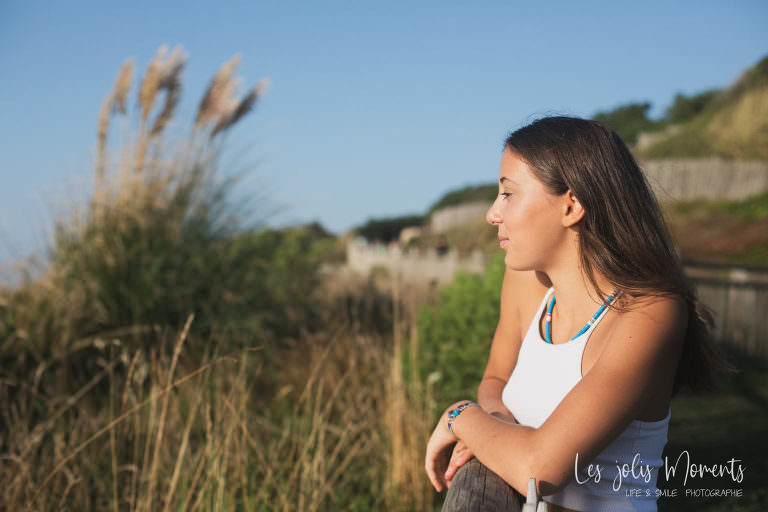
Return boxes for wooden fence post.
[441,457,525,511]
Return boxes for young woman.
[424,116,729,512]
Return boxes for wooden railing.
[441,458,548,511]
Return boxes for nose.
[486,198,501,226]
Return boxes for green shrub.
[353,214,427,243]
[592,102,666,146]
[665,89,720,124]
[415,251,506,409]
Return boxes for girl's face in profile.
[486,148,566,271]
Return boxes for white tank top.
[502,286,671,512]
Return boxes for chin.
[504,252,538,272]
[503,252,524,270]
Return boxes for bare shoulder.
[616,293,688,332]
[602,293,688,368]
[483,268,550,384]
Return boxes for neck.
[541,248,616,340]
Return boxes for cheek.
[501,202,528,234]
[503,201,556,251]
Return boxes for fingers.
[444,455,471,486]
[425,458,445,492]
[424,417,461,493]
[425,440,450,492]
[444,455,469,482]
[444,442,474,488]
[444,463,457,487]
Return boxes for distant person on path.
[424,116,730,512]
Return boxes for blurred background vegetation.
[0,47,766,511]
[594,55,768,159]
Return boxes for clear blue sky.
[1,0,767,267]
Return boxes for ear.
[561,189,585,227]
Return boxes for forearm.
[477,376,517,423]
[448,405,557,497]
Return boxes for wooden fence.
[684,260,768,358]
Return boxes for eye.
[500,192,512,199]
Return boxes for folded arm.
[428,296,686,497]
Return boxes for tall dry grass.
[1,44,283,398]
[1,284,437,511]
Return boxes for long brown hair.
[504,115,733,395]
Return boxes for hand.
[429,407,514,491]
[444,439,474,488]
[424,403,462,492]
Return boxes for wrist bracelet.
[447,401,479,437]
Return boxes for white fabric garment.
[502,286,671,511]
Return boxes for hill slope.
[639,55,768,160]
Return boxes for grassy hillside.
[662,191,768,266]
[427,184,498,213]
[639,55,768,160]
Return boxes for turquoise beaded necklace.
[544,288,623,344]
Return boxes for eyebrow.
[500,177,518,185]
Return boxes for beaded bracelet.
[447,401,479,436]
